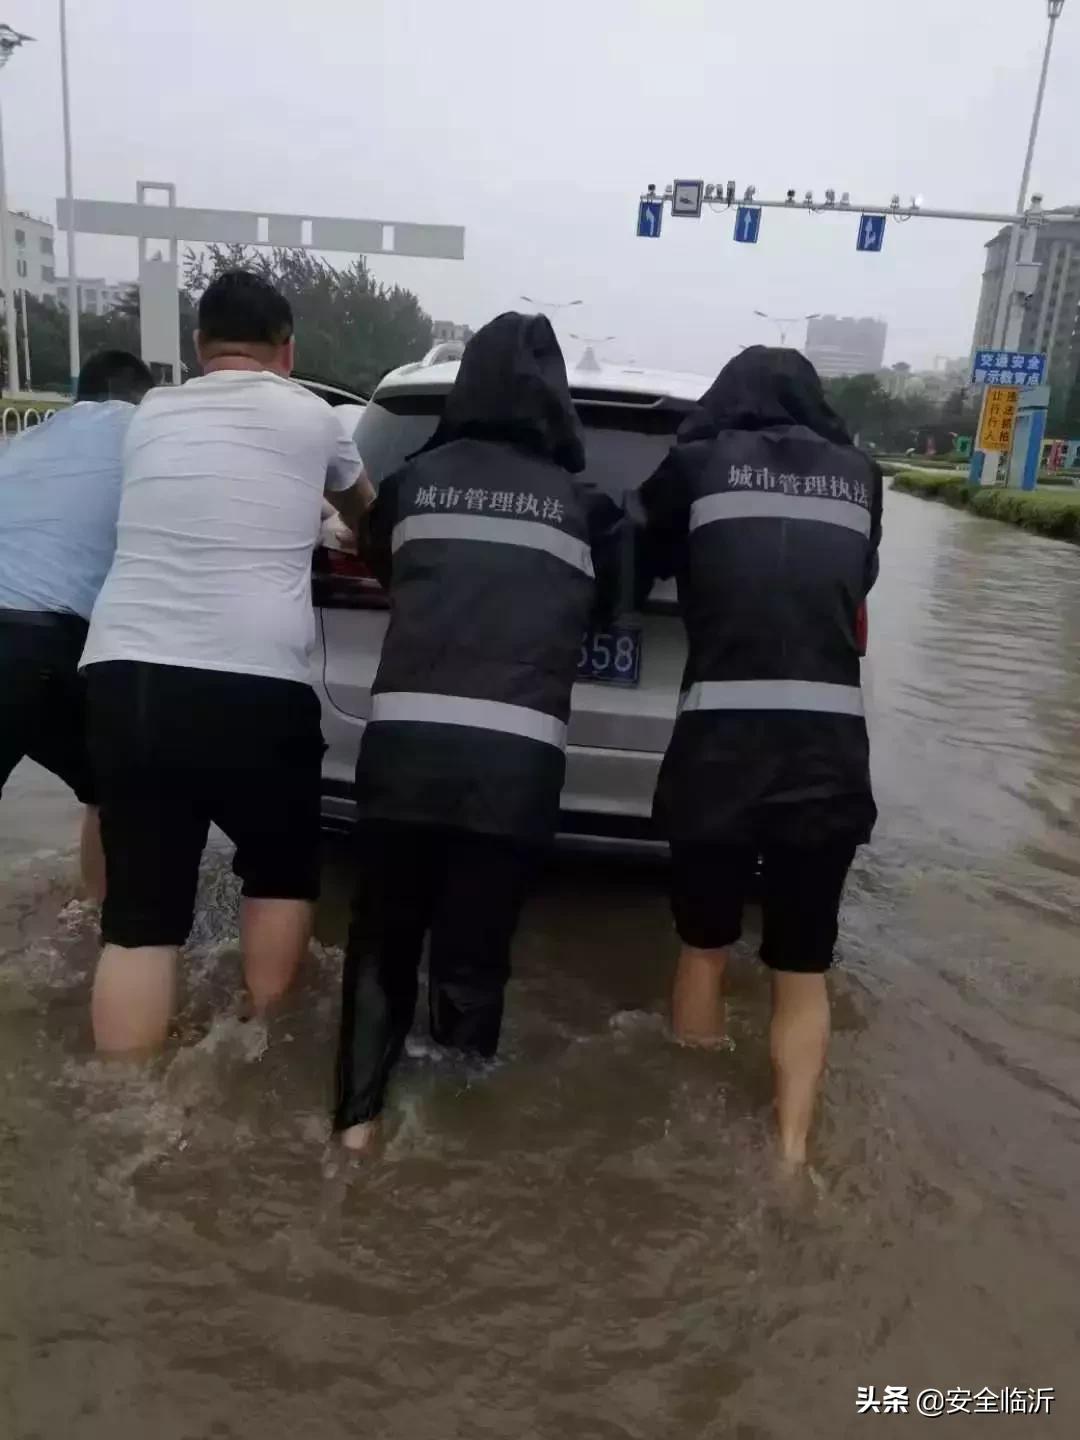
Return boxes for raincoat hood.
[421,311,586,473]
[678,346,852,447]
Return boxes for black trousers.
[87,662,325,948]
[0,612,95,804]
[334,822,539,1129]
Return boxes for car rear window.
[355,392,692,498]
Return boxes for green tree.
[823,374,891,442]
[1047,362,1080,439]
[14,289,146,392]
[19,247,432,394]
[823,373,980,454]
[184,244,432,392]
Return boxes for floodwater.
[2,489,1079,1439]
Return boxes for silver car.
[313,349,710,838]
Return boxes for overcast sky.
[7,0,1079,376]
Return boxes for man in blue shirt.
[0,350,153,897]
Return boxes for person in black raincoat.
[636,346,882,1166]
[335,311,622,1151]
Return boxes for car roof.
[373,355,710,406]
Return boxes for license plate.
[577,625,642,687]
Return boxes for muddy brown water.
[1,489,1079,1439]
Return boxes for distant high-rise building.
[2,206,128,317]
[805,315,888,378]
[970,209,1080,393]
[4,210,56,302]
[53,277,131,317]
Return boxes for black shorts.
[0,612,95,805]
[670,839,857,973]
[86,661,325,949]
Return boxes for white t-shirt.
[82,369,361,684]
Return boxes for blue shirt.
[0,401,134,621]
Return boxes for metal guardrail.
[1,404,58,437]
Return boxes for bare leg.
[239,897,313,1016]
[339,1117,383,1154]
[770,971,830,1167]
[671,944,728,1046]
[80,806,106,904]
[92,944,177,1053]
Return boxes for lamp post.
[0,23,32,396]
[1018,1,1066,216]
[753,310,820,347]
[19,280,29,388]
[59,0,79,389]
[991,0,1067,348]
[520,295,584,315]
[973,0,1068,487]
[570,333,615,372]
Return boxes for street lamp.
[520,295,584,314]
[1017,0,1066,216]
[60,0,80,390]
[0,23,33,396]
[753,310,820,347]
[991,0,1067,346]
[570,333,615,371]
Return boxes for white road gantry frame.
[57,183,466,383]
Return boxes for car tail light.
[312,547,389,610]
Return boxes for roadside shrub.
[891,470,1080,543]
[890,472,970,507]
[969,487,1080,542]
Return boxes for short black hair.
[197,270,293,348]
[75,349,154,403]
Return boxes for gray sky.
[8,0,1079,376]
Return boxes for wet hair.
[75,349,154,404]
[680,346,852,447]
[196,270,293,350]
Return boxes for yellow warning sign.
[978,386,1020,452]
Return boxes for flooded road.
[2,489,1079,1439]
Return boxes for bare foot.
[776,1137,808,1176]
[339,1118,383,1156]
[672,1029,735,1052]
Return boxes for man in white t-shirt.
[82,270,372,1054]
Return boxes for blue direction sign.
[734,206,762,244]
[971,349,1047,389]
[857,214,886,252]
[637,198,663,239]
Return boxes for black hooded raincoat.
[637,347,882,848]
[355,312,621,842]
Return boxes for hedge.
[890,470,1080,543]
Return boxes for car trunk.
[315,389,690,753]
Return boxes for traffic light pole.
[641,186,1073,488]
[640,189,1055,228]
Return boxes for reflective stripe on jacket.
[638,421,881,846]
[355,436,619,840]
